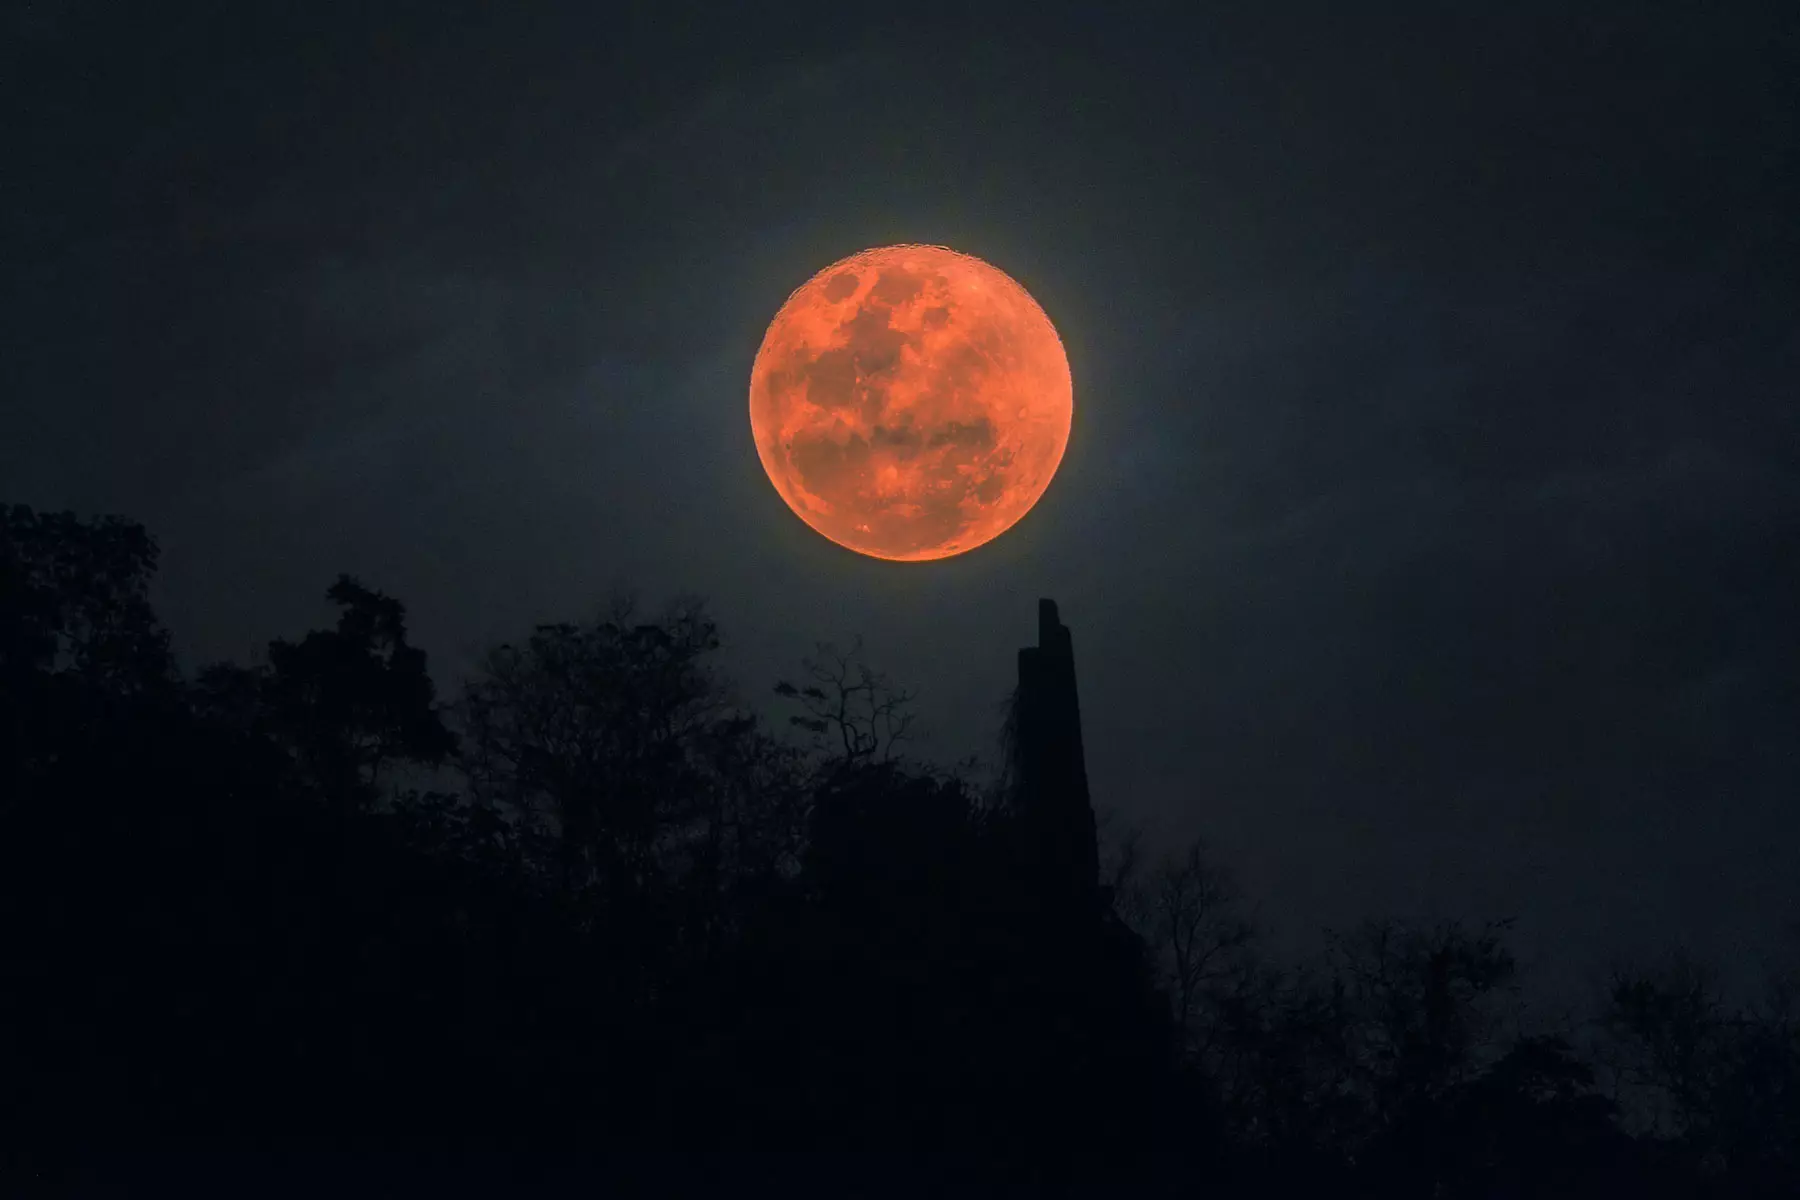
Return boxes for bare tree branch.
[774,637,918,767]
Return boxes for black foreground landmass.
[2,503,1795,1196]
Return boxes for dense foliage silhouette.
[2,504,1794,1195]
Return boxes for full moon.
[749,244,1073,561]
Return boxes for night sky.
[7,2,1797,1004]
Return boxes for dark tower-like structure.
[1014,598,1101,915]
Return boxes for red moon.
[749,244,1073,561]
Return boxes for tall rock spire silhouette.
[1014,598,1101,915]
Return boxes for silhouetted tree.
[1118,837,1256,1054]
[1417,1034,1635,1196]
[1331,919,1522,1132]
[196,574,455,815]
[775,636,917,766]
[4,501,1790,1191]
[457,594,731,897]
[1602,950,1800,1189]
[0,505,171,693]
[1,506,174,812]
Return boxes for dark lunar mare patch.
[822,272,859,301]
[788,430,873,506]
[928,418,995,450]
[799,345,857,411]
[869,267,925,307]
[841,304,909,377]
[871,423,924,455]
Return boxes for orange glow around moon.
[749,244,1073,561]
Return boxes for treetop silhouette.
[2,505,1794,1194]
